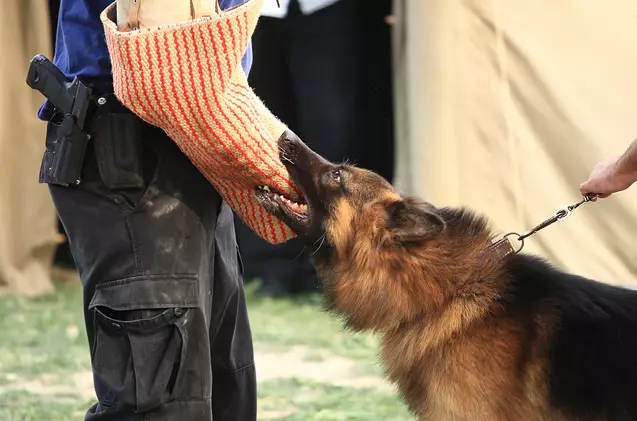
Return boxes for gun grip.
[26,54,74,113]
[26,54,46,89]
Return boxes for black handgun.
[26,54,93,186]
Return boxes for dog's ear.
[386,197,445,245]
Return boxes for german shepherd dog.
[254,131,637,421]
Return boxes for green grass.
[0,391,93,421]
[257,378,411,420]
[0,281,90,379]
[245,282,385,376]
[0,274,412,420]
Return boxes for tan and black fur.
[255,131,637,421]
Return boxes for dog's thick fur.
[255,132,637,421]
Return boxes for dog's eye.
[329,169,341,183]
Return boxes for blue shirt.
[39,0,252,120]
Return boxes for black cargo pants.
[41,94,257,420]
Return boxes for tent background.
[391,0,637,286]
[0,0,59,296]
[2,0,637,295]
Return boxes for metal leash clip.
[489,194,598,258]
[554,194,596,222]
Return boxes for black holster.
[41,114,92,186]
[27,54,95,186]
[41,96,146,191]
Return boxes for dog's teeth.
[263,186,270,192]
[275,192,308,214]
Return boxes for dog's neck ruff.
[100,0,299,244]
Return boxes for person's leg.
[238,0,368,296]
[247,16,296,129]
[357,0,395,183]
[287,0,366,165]
[43,96,256,421]
[209,201,257,419]
[234,14,319,297]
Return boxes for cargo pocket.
[88,274,209,412]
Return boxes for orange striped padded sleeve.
[101,0,299,244]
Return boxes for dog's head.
[255,132,499,331]
[255,131,447,252]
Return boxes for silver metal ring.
[502,232,525,254]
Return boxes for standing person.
[235,0,395,298]
[35,1,256,420]
[580,139,637,198]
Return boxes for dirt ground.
[0,345,393,401]
[0,269,411,420]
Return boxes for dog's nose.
[278,129,301,148]
[277,130,303,163]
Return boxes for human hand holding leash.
[580,139,637,200]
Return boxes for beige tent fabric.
[0,0,59,295]
[393,0,637,286]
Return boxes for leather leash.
[488,194,598,259]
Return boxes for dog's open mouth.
[253,131,323,235]
[255,185,310,226]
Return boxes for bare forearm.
[614,138,637,182]
[580,138,637,197]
